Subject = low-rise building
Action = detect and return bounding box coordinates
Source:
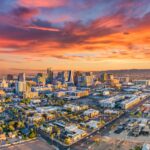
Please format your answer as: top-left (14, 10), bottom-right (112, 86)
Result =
top-left (64, 104), bottom-right (88, 112)
top-left (64, 104), bottom-right (80, 112)
top-left (86, 120), bottom-right (99, 129)
top-left (133, 80), bottom-right (150, 86)
top-left (104, 109), bottom-right (119, 115)
top-left (83, 109), bottom-right (99, 117)
top-left (32, 86), bottom-right (53, 93)
top-left (28, 115), bottom-right (43, 123)
top-left (0, 90), bottom-right (6, 97)
top-left (30, 99), bottom-right (41, 104)
top-left (0, 133), bottom-right (6, 141)
top-left (65, 125), bottom-right (87, 142)
top-left (100, 95), bottom-right (125, 108)
top-left (121, 94), bottom-right (149, 109)
top-left (36, 106), bottom-right (59, 113)
top-left (54, 91), bottom-right (66, 98)
top-left (23, 91), bottom-right (39, 99)
top-left (0, 106), bottom-right (4, 113)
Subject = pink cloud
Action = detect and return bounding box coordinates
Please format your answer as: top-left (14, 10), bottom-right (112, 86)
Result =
top-left (18, 0), bottom-right (68, 8)
top-left (26, 25), bottom-right (60, 32)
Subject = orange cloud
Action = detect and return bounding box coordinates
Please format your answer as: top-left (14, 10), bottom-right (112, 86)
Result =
top-left (0, 4), bottom-right (150, 72)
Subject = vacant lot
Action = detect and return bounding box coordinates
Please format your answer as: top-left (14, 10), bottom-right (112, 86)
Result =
top-left (92, 136), bottom-right (145, 150)
top-left (1, 139), bottom-right (55, 150)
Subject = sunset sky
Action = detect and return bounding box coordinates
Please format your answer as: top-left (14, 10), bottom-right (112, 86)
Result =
top-left (0, 0), bottom-right (150, 73)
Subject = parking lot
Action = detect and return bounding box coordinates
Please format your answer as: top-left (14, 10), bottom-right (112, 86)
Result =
top-left (109, 129), bottom-right (150, 143)
top-left (108, 118), bottom-right (150, 143)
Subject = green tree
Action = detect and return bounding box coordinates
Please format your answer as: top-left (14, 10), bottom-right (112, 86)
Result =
top-left (64, 137), bottom-right (72, 145)
top-left (84, 116), bottom-right (89, 121)
top-left (50, 133), bottom-right (55, 139)
top-left (8, 125), bottom-right (15, 131)
top-left (133, 146), bottom-right (142, 150)
top-left (29, 131), bottom-right (36, 138)
top-left (21, 98), bottom-right (31, 105)
top-left (0, 127), bottom-right (3, 133)
top-left (16, 121), bottom-right (25, 129)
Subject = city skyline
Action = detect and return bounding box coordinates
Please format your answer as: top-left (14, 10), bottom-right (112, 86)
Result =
top-left (0, 0), bottom-right (150, 73)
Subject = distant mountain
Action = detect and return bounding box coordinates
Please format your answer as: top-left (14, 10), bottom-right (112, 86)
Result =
top-left (101, 69), bottom-right (150, 80)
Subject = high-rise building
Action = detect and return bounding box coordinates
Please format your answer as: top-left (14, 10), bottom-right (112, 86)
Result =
top-left (74, 71), bottom-right (81, 86)
top-left (85, 75), bottom-right (93, 86)
top-left (77, 72), bottom-right (94, 87)
top-left (36, 73), bottom-right (46, 85)
top-left (62, 70), bottom-right (74, 83)
top-left (67, 70), bottom-right (74, 83)
top-left (15, 81), bottom-right (26, 94)
top-left (63, 71), bottom-right (69, 82)
top-left (7, 74), bottom-right (13, 81)
top-left (101, 73), bottom-right (108, 82)
top-left (46, 68), bottom-right (53, 84)
top-left (18, 73), bottom-right (26, 82)
top-left (16, 73), bottom-right (26, 94)
top-left (107, 74), bottom-right (114, 80)
top-left (56, 71), bottom-right (63, 82)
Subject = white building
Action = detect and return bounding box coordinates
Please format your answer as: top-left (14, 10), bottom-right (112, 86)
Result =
top-left (65, 125), bottom-right (87, 141)
top-left (104, 109), bottom-right (119, 115)
top-left (86, 120), bottom-right (99, 129)
top-left (32, 86), bottom-right (53, 93)
top-left (30, 99), bottom-right (41, 104)
top-left (83, 109), bottom-right (99, 117)
top-left (100, 95), bottom-right (125, 108)
top-left (103, 90), bottom-right (110, 96)
top-left (36, 106), bottom-right (59, 113)
top-left (64, 104), bottom-right (80, 112)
